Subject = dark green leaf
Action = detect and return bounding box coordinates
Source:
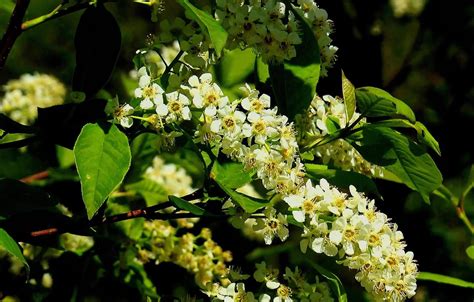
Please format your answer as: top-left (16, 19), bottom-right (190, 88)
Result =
top-left (418, 272), bottom-right (474, 289)
top-left (341, 71), bottom-right (356, 121)
top-left (0, 178), bottom-right (57, 218)
top-left (305, 164), bottom-right (380, 197)
top-left (256, 57), bottom-right (270, 84)
top-left (73, 4), bottom-right (121, 96)
top-left (0, 228), bottom-right (29, 273)
top-left (269, 6), bottom-right (320, 120)
top-left (0, 114), bottom-right (35, 134)
top-left (355, 87), bottom-right (416, 122)
top-left (215, 180), bottom-right (268, 213)
top-left (211, 160), bottom-right (254, 189)
top-left (372, 119), bottom-right (441, 156)
top-left (169, 195), bottom-right (205, 216)
top-left (0, 149), bottom-right (45, 179)
top-left (127, 133), bottom-right (160, 183)
top-left (218, 48), bottom-right (256, 87)
top-left (466, 245), bottom-right (474, 260)
top-left (178, 0), bottom-right (228, 55)
top-left (350, 126), bottom-right (442, 202)
top-left (74, 123), bottom-right (131, 219)
top-left (309, 261), bottom-right (348, 302)
top-left (126, 179), bottom-right (168, 206)
top-left (37, 100), bottom-right (107, 149)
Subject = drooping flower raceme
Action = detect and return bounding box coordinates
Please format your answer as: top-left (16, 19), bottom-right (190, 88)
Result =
top-left (118, 71), bottom-right (417, 301)
top-left (0, 73), bottom-right (66, 125)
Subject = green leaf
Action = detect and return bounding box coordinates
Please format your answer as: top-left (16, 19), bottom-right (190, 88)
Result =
top-left (0, 114), bottom-right (35, 134)
top-left (256, 57), bottom-right (270, 84)
top-left (0, 178), bottom-right (57, 218)
top-left (350, 126), bottom-right (442, 202)
top-left (341, 71), bottom-right (356, 121)
top-left (211, 160), bottom-right (254, 189)
top-left (269, 6), bottom-right (320, 120)
top-left (325, 116), bottom-right (341, 134)
top-left (218, 48), bottom-right (256, 87)
top-left (418, 272), bottom-right (474, 289)
top-left (372, 119), bottom-right (441, 156)
top-left (462, 164), bottom-right (474, 200)
top-left (178, 0), bottom-right (228, 55)
top-left (305, 164), bottom-right (380, 197)
top-left (466, 245), bottom-right (474, 260)
top-left (37, 100), bottom-right (107, 149)
top-left (73, 4), bottom-right (121, 96)
top-left (125, 179), bottom-right (168, 206)
top-left (0, 149), bottom-right (45, 179)
top-left (0, 228), bottom-right (29, 274)
top-left (215, 180), bottom-right (268, 213)
top-left (308, 261), bottom-right (347, 302)
top-left (355, 87), bottom-right (416, 122)
top-left (74, 123), bottom-right (131, 219)
top-left (169, 195), bottom-right (205, 216)
top-left (56, 145), bottom-right (76, 168)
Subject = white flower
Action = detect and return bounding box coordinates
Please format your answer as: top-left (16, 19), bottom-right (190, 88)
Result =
top-left (284, 179), bottom-right (322, 223)
top-left (164, 91), bottom-right (191, 122)
top-left (113, 103), bottom-right (135, 128)
top-left (210, 105), bottom-right (246, 138)
top-left (254, 207), bottom-right (289, 245)
top-left (134, 67), bottom-right (164, 110)
top-left (254, 262), bottom-right (280, 289)
top-left (217, 282), bottom-right (256, 302)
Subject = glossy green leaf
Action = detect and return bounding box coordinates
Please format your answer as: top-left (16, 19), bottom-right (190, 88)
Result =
top-left (256, 57), bottom-right (270, 83)
top-left (341, 71), bottom-right (356, 121)
top-left (178, 0), bottom-right (228, 55)
top-left (355, 87), bottom-right (416, 122)
top-left (74, 123), bottom-right (131, 219)
top-left (372, 119), bottom-right (441, 156)
top-left (56, 145), bottom-right (76, 168)
top-left (169, 195), bottom-right (205, 216)
top-left (325, 116), bottom-right (341, 134)
top-left (418, 272), bottom-right (474, 289)
top-left (305, 164), bottom-right (380, 197)
top-left (219, 48), bottom-right (256, 87)
top-left (211, 160), bottom-right (254, 189)
top-left (126, 179), bottom-right (168, 206)
top-left (466, 245), bottom-right (474, 260)
top-left (269, 6), bottom-right (320, 120)
top-left (73, 4), bottom-right (121, 96)
top-left (309, 261), bottom-right (348, 302)
top-left (350, 126), bottom-right (442, 202)
top-left (216, 180), bottom-right (268, 213)
top-left (0, 178), bottom-right (57, 218)
top-left (0, 228), bottom-right (29, 274)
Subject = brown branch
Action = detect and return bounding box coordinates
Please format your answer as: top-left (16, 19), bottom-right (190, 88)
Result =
top-left (20, 170), bottom-right (49, 184)
top-left (0, 0), bottom-right (31, 70)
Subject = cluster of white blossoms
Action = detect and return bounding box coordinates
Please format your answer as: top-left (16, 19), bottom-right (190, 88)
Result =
top-left (284, 179), bottom-right (418, 301)
top-left (117, 70), bottom-right (417, 300)
top-left (145, 155), bottom-right (195, 197)
top-left (215, 0), bottom-right (337, 75)
top-left (296, 95), bottom-right (384, 177)
top-left (209, 262), bottom-right (333, 301)
top-left (0, 73), bottom-right (66, 125)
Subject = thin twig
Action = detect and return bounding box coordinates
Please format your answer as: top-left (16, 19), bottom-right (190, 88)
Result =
top-left (0, 0), bottom-right (31, 70)
top-left (20, 170), bottom-right (50, 184)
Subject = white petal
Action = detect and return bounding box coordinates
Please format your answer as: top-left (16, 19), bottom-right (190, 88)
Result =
top-left (152, 83), bottom-right (164, 94)
top-left (205, 106), bottom-right (217, 117)
top-left (140, 98), bottom-right (154, 110)
top-left (210, 119), bottom-right (221, 133)
top-left (200, 73), bottom-right (212, 83)
top-left (156, 103), bottom-right (168, 116)
top-left (329, 230), bottom-right (342, 245)
top-left (293, 210), bottom-right (305, 223)
top-left (266, 280), bottom-right (280, 289)
top-left (284, 195), bottom-right (304, 207)
top-left (134, 88), bottom-right (143, 98)
top-left (120, 117), bottom-right (133, 128)
top-left (188, 75), bottom-right (199, 87)
top-left (182, 106), bottom-right (191, 120)
top-left (139, 75), bottom-right (150, 88)
top-left (193, 95), bottom-right (203, 108)
top-left (241, 97), bottom-right (251, 111)
top-left (311, 238), bottom-right (324, 253)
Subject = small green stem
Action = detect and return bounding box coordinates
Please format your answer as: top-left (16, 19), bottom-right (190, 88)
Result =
top-left (21, 4), bottom-right (63, 30)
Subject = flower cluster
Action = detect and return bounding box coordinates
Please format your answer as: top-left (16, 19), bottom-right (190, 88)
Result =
top-left (0, 73), bottom-right (66, 125)
top-left (216, 0), bottom-right (337, 74)
top-left (133, 156), bottom-right (232, 288)
top-left (296, 95), bottom-right (384, 177)
top-left (119, 70), bottom-right (417, 300)
top-left (284, 179), bottom-right (418, 301)
top-left (208, 262), bottom-right (334, 301)
top-left (138, 222), bottom-right (233, 288)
